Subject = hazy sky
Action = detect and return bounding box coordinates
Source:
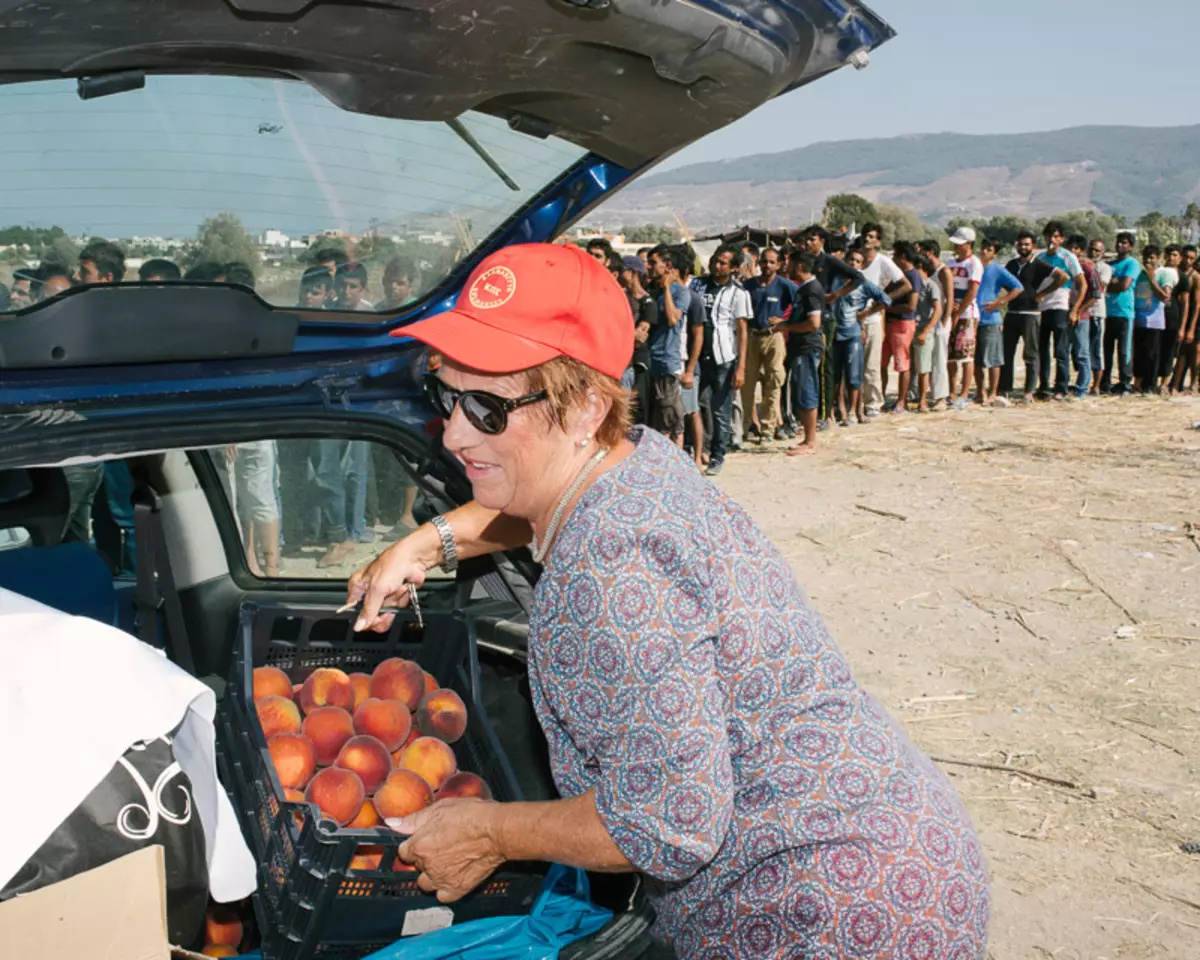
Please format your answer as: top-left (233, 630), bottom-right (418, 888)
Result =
top-left (660, 0), bottom-right (1200, 171)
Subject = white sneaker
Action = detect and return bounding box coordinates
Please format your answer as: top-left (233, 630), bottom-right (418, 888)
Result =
top-left (993, 396), bottom-right (1011, 407)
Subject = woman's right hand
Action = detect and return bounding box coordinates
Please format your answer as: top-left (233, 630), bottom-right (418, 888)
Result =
top-left (346, 533), bottom-right (435, 633)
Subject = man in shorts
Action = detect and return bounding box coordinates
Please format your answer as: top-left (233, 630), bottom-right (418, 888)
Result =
top-left (883, 242), bottom-right (922, 412)
top-left (782, 252), bottom-right (827, 455)
top-left (945, 227), bottom-right (983, 409)
top-left (830, 248), bottom-right (891, 424)
top-left (974, 238), bottom-right (1025, 405)
top-left (912, 253), bottom-right (944, 412)
top-left (917, 239), bottom-right (956, 408)
top-left (646, 244), bottom-right (690, 439)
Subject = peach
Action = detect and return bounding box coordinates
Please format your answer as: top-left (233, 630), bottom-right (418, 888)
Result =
top-left (334, 735), bottom-right (393, 794)
top-left (416, 688), bottom-right (468, 744)
top-left (292, 682), bottom-right (303, 704)
top-left (397, 736), bottom-right (457, 792)
top-left (347, 798), bottom-right (381, 830)
top-left (253, 665), bottom-right (293, 701)
top-left (436, 771), bottom-right (493, 802)
top-left (423, 671), bottom-right (438, 696)
top-left (283, 787), bottom-right (306, 803)
top-left (255, 696), bottom-right (301, 741)
top-left (268, 733), bottom-right (317, 790)
top-left (369, 658), bottom-right (425, 710)
top-left (373, 769), bottom-right (433, 819)
top-left (299, 667), bottom-right (356, 713)
top-left (354, 698), bottom-right (412, 751)
top-left (302, 705), bottom-right (355, 765)
top-left (205, 905), bottom-right (243, 947)
top-left (349, 844), bottom-right (385, 871)
top-left (305, 767), bottom-right (365, 826)
top-left (203, 947), bottom-right (238, 958)
top-left (349, 672), bottom-right (372, 709)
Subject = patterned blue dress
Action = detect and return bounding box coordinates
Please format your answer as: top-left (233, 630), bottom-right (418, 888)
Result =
top-left (526, 428), bottom-right (989, 959)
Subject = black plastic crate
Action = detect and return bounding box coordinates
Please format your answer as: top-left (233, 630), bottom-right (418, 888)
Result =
top-left (216, 601), bottom-right (546, 960)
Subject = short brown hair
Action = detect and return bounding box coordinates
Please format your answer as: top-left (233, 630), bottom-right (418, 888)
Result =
top-left (522, 356), bottom-right (630, 448)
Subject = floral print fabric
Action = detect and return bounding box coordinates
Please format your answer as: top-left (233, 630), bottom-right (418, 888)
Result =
top-left (526, 428), bottom-right (989, 958)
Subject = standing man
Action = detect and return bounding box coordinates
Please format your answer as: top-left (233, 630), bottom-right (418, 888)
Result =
top-left (781, 253), bottom-right (827, 455)
top-left (802, 227), bottom-right (862, 428)
top-left (1033, 221), bottom-right (1083, 400)
top-left (882, 242), bottom-right (922, 412)
top-left (691, 244), bottom-right (751, 476)
top-left (646, 244), bottom-right (690, 441)
top-left (1001, 231), bottom-right (1051, 401)
top-left (677, 251), bottom-right (709, 468)
top-left (1101, 231), bottom-right (1141, 395)
top-left (618, 255), bottom-right (657, 426)
top-left (740, 247), bottom-right (797, 443)
top-left (945, 227), bottom-right (983, 409)
top-left (1088, 239), bottom-right (1113, 395)
top-left (974, 238), bottom-right (1025, 405)
top-left (1158, 245), bottom-right (1184, 388)
top-left (1169, 246), bottom-right (1199, 393)
top-left (337, 261), bottom-right (374, 311)
top-left (1131, 245), bottom-right (1172, 393)
top-left (739, 242), bottom-right (760, 282)
top-left (585, 238), bottom-right (614, 265)
top-left (8, 268), bottom-right (36, 309)
top-left (858, 222), bottom-right (911, 417)
top-left (76, 239), bottom-right (126, 285)
top-left (917, 239), bottom-right (956, 409)
top-left (1065, 235), bottom-right (1102, 399)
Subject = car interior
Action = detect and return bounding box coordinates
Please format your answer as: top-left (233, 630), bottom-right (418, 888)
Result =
top-left (0, 424), bottom-right (660, 957)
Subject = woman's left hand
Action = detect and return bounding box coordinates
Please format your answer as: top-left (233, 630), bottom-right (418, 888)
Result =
top-left (388, 799), bottom-right (506, 903)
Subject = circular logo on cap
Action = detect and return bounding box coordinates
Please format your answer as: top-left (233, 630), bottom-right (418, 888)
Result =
top-left (468, 265), bottom-right (517, 310)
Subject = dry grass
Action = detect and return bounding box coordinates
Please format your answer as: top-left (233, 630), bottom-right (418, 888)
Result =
top-left (717, 392), bottom-right (1200, 960)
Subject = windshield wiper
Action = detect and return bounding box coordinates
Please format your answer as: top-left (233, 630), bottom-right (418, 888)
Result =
top-left (446, 117), bottom-right (520, 192)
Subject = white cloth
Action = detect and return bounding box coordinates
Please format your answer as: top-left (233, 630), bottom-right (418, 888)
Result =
top-left (1035, 249), bottom-right (1082, 312)
top-left (860, 253), bottom-right (905, 327)
top-left (862, 320), bottom-right (884, 412)
top-left (1092, 260), bottom-right (1112, 319)
top-left (931, 321), bottom-right (951, 401)
top-left (946, 255), bottom-right (984, 320)
top-left (0, 588), bottom-right (256, 901)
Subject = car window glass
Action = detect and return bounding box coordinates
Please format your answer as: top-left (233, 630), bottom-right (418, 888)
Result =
top-left (0, 76), bottom-right (587, 317)
top-left (206, 439), bottom-right (446, 580)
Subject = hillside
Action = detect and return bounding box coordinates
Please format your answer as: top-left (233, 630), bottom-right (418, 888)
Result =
top-left (584, 125), bottom-right (1200, 229)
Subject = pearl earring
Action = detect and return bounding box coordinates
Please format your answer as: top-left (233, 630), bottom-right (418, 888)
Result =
top-left (579, 436), bottom-right (591, 448)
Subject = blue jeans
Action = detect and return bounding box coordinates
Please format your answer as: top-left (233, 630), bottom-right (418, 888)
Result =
top-left (789, 350), bottom-right (823, 412)
top-left (343, 440), bottom-right (372, 541)
top-left (308, 439), bottom-right (348, 543)
top-left (699, 359), bottom-right (735, 466)
top-left (832, 337), bottom-right (863, 392)
top-left (1088, 317), bottom-right (1103, 381)
top-left (1069, 319), bottom-right (1091, 396)
top-left (1038, 309), bottom-right (1071, 394)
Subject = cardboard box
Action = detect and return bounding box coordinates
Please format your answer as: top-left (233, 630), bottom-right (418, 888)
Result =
top-left (0, 845), bottom-right (212, 960)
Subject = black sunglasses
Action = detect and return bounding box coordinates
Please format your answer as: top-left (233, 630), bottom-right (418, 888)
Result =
top-left (424, 373), bottom-right (548, 435)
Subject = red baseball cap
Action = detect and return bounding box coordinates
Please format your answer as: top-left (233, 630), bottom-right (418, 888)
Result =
top-left (392, 243), bottom-right (634, 380)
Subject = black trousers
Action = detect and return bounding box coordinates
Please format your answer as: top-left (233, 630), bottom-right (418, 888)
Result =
top-left (819, 312), bottom-right (837, 421)
top-left (1000, 311), bottom-right (1039, 396)
top-left (1101, 314), bottom-right (1132, 392)
top-left (1133, 327), bottom-right (1162, 386)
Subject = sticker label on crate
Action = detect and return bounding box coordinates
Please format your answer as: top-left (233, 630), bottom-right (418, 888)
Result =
top-left (401, 905), bottom-right (455, 937)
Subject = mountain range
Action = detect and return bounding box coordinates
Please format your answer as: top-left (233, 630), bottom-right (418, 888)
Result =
top-left (584, 125), bottom-right (1200, 232)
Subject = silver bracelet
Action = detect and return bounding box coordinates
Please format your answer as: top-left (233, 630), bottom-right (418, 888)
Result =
top-left (430, 514), bottom-right (458, 574)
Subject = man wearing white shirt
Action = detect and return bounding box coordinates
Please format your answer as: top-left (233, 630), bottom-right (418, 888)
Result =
top-left (945, 227), bottom-right (983, 409)
top-left (858, 222), bottom-right (912, 417)
top-left (1033, 221), bottom-right (1083, 399)
top-left (1088, 239), bottom-right (1112, 395)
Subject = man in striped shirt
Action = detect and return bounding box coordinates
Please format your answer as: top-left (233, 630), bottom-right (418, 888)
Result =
top-left (691, 243), bottom-right (752, 477)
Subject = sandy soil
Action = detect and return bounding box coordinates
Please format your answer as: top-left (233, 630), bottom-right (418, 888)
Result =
top-left (715, 393), bottom-right (1200, 960)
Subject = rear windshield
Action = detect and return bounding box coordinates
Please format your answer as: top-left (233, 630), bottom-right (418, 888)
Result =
top-left (0, 76), bottom-right (587, 314)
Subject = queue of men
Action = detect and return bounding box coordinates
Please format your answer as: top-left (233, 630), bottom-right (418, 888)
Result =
top-left (587, 222), bottom-right (1200, 468)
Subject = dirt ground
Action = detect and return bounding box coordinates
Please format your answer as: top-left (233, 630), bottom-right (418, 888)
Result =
top-left (715, 392), bottom-right (1200, 960)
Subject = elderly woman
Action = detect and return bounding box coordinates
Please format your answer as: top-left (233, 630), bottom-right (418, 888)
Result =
top-left (348, 244), bottom-right (989, 959)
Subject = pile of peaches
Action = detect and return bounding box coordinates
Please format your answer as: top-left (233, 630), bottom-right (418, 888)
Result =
top-left (252, 659), bottom-right (491, 872)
